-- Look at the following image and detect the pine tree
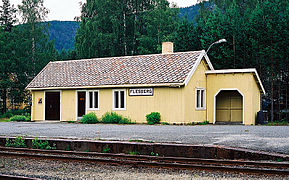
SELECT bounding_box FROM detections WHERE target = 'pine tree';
[0,0,17,32]
[75,0,179,59]
[18,0,49,76]
[0,0,17,113]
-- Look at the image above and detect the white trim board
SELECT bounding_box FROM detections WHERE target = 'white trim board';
[213,88,245,125]
[206,68,266,95]
[27,83,184,91]
[184,50,215,86]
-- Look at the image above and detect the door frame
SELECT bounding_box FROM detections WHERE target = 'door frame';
[213,88,244,124]
[75,90,87,120]
[43,90,62,121]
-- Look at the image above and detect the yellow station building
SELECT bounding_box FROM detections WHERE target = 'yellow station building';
[26,42,265,125]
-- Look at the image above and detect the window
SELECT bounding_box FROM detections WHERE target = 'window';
[113,89,126,110]
[87,90,99,110]
[196,88,206,109]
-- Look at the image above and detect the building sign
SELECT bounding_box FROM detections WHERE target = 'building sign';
[129,88,153,96]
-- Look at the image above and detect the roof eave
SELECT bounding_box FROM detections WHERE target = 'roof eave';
[27,83,185,91]
[183,50,214,86]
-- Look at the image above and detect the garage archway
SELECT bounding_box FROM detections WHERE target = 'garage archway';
[214,90,243,124]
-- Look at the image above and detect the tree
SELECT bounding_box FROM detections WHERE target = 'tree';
[0,0,17,32]
[0,0,57,113]
[137,0,179,54]
[18,0,49,76]
[75,0,179,59]
[174,18,201,52]
[183,0,289,121]
[0,0,17,113]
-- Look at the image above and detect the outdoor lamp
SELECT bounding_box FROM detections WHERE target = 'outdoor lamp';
[206,39,227,54]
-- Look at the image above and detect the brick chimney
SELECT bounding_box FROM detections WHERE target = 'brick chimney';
[162,42,174,54]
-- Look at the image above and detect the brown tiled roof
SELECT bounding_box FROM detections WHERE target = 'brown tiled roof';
[27,51,203,89]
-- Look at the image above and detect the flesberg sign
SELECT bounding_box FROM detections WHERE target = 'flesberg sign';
[129,88,153,96]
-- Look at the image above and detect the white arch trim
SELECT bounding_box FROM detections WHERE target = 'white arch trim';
[213,88,245,125]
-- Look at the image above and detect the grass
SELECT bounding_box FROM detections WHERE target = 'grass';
[197,121,209,125]
[129,139,154,143]
[129,139,144,143]
[185,121,210,126]
[266,121,289,126]
[67,121,76,123]
[128,151,139,155]
[0,118,10,122]
[161,122,169,125]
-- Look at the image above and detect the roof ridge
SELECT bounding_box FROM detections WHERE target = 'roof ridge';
[51,50,204,64]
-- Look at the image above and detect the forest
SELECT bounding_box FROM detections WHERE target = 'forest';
[0,0,288,122]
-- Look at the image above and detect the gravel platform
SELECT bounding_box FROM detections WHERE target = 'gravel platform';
[0,122,289,154]
[0,156,287,180]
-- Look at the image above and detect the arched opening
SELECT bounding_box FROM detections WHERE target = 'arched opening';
[215,90,243,124]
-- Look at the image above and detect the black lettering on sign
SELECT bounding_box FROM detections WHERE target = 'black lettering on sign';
[129,88,154,96]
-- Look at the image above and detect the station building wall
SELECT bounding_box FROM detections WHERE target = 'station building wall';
[31,59,261,125]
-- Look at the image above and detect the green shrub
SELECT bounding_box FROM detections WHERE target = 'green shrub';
[80,113,99,124]
[103,144,111,153]
[101,112,134,124]
[266,121,289,126]
[119,117,134,124]
[197,121,209,125]
[1,112,13,118]
[1,109,31,119]
[5,136,27,148]
[32,137,56,150]
[102,112,122,124]
[146,112,161,125]
[128,151,139,155]
[10,115,30,122]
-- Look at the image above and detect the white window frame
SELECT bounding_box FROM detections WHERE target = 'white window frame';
[196,88,206,110]
[86,90,100,110]
[112,89,126,111]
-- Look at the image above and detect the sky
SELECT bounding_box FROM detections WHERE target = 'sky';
[1,0,198,21]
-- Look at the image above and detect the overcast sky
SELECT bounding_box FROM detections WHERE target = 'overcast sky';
[1,0,198,21]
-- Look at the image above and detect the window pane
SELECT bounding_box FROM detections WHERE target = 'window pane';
[114,91,119,108]
[120,91,125,108]
[89,92,93,108]
[200,90,203,108]
[94,92,98,108]
[196,90,200,108]
[202,90,205,108]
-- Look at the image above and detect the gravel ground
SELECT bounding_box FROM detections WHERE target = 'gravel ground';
[0,122,289,154]
[0,156,287,180]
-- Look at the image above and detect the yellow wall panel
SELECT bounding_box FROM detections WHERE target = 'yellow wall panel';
[31,91,44,121]
[184,59,208,123]
[207,73,261,125]
[87,87,185,124]
[61,90,76,121]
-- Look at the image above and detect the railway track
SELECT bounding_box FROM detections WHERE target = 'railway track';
[0,174,40,180]
[0,147,288,177]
